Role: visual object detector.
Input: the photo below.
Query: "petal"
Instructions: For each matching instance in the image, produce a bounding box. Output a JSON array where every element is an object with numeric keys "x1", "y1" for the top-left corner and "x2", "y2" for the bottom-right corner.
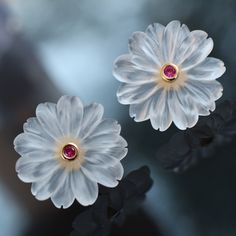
[
  {"x1": 196, "y1": 102, "x2": 215, "y2": 116},
  {"x1": 150, "y1": 90, "x2": 172, "y2": 131},
  {"x1": 145, "y1": 23, "x2": 165, "y2": 58},
  {"x1": 184, "y1": 80, "x2": 222, "y2": 115},
  {"x1": 103, "y1": 147, "x2": 128, "y2": 161},
  {"x1": 129, "y1": 87, "x2": 163, "y2": 122},
  {"x1": 88, "y1": 119, "x2": 121, "y2": 138},
  {"x1": 162, "y1": 20, "x2": 181, "y2": 62},
  {"x1": 174, "y1": 30, "x2": 208, "y2": 65},
  {"x1": 36, "y1": 102, "x2": 63, "y2": 141},
  {"x1": 81, "y1": 162, "x2": 123, "y2": 187},
  {"x1": 56, "y1": 96, "x2": 84, "y2": 137},
  {"x1": 129, "y1": 98, "x2": 152, "y2": 122},
  {"x1": 71, "y1": 170, "x2": 98, "y2": 206},
  {"x1": 31, "y1": 167, "x2": 66, "y2": 201},
  {"x1": 183, "y1": 83, "x2": 215, "y2": 116},
  {"x1": 128, "y1": 31, "x2": 161, "y2": 68},
  {"x1": 175, "y1": 24, "x2": 190, "y2": 49},
  {"x1": 85, "y1": 146, "x2": 127, "y2": 167},
  {"x1": 181, "y1": 38, "x2": 213, "y2": 70},
  {"x1": 16, "y1": 150, "x2": 53, "y2": 163},
  {"x1": 85, "y1": 151, "x2": 120, "y2": 167},
  {"x1": 31, "y1": 174, "x2": 53, "y2": 201},
  {"x1": 14, "y1": 132, "x2": 55, "y2": 157},
  {"x1": 16, "y1": 158, "x2": 59, "y2": 183},
  {"x1": 168, "y1": 88, "x2": 198, "y2": 130},
  {"x1": 113, "y1": 54, "x2": 156, "y2": 84},
  {"x1": 23, "y1": 117, "x2": 54, "y2": 142},
  {"x1": 82, "y1": 133, "x2": 127, "y2": 151},
  {"x1": 85, "y1": 131, "x2": 122, "y2": 145},
  {"x1": 186, "y1": 57, "x2": 226, "y2": 81},
  {"x1": 117, "y1": 82, "x2": 157, "y2": 105},
  {"x1": 79, "y1": 103, "x2": 104, "y2": 139},
  {"x1": 185, "y1": 79, "x2": 223, "y2": 105},
  {"x1": 51, "y1": 174, "x2": 75, "y2": 209}
]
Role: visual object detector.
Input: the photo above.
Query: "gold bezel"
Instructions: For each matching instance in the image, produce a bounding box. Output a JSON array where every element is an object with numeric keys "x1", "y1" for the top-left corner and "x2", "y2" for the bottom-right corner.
[
  {"x1": 61, "y1": 143, "x2": 79, "y2": 161},
  {"x1": 161, "y1": 63, "x2": 179, "y2": 82}
]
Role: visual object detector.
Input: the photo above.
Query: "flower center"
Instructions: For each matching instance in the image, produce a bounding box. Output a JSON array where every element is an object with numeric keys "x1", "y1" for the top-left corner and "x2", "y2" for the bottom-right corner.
[
  {"x1": 61, "y1": 143, "x2": 78, "y2": 161},
  {"x1": 161, "y1": 64, "x2": 179, "y2": 82}
]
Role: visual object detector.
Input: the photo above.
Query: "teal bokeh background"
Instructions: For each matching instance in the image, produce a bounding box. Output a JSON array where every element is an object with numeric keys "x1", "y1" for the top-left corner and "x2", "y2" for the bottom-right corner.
[{"x1": 0, "y1": 0, "x2": 235, "y2": 235}]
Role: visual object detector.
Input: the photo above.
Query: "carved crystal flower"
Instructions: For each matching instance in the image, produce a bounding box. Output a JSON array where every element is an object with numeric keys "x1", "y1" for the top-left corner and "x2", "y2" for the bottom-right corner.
[
  {"x1": 113, "y1": 20, "x2": 226, "y2": 131},
  {"x1": 14, "y1": 96, "x2": 127, "y2": 208}
]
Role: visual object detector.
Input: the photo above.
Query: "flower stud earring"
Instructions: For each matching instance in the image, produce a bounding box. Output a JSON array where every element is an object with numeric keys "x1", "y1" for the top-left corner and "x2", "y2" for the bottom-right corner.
[
  {"x1": 14, "y1": 96, "x2": 128, "y2": 208},
  {"x1": 113, "y1": 20, "x2": 226, "y2": 131}
]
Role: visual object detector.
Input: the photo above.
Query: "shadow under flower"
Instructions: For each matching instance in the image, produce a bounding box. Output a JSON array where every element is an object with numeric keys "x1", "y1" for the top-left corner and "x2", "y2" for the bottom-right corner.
[
  {"x1": 71, "y1": 166, "x2": 155, "y2": 236},
  {"x1": 156, "y1": 100, "x2": 236, "y2": 173}
]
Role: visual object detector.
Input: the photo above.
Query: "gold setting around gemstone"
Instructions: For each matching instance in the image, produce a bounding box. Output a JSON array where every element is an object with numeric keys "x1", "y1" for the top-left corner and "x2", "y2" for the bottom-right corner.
[
  {"x1": 61, "y1": 143, "x2": 79, "y2": 161},
  {"x1": 161, "y1": 63, "x2": 179, "y2": 82}
]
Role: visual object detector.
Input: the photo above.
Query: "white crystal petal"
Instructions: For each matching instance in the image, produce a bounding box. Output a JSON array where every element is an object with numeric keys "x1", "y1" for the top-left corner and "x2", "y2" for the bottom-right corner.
[
  {"x1": 150, "y1": 90, "x2": 172, "y2": 131},
  {"x1": 71, "y1": 170, "x2": 98, "y2": 206},
  {"x1": 168, "y1": 88, "x2": 198, "y2": 130},
  {"x1": 82, "y1": 132, "x2": 127, "y2": 152},
  {"x1": 129, "y1": 98, "x2": 152, "y2": 122},
  {"x1": 184, "y1": 80, "x2": 223, "y2": 115},
  {"x1": 179, "y1": 87, "x2": 215, "y2": 116},
  {"x1": 129, "y1": 31, "x2": 162, "y2": 67},
  {"x1": 81, "y1": 162, "x2": 123, "y2": 188},
  {"x1": 31, "y1": 175, "x2": 53, "y2": 201},
  {"x1": 35, "y1": 102, "x2": 63, "y2": 141},
  {"x1": 185, "y1": 79, "x2": 223, "y2": 105},
  {"x1": 186, "y1": 57, "x2": 226, "y2": 81},
  {"x1": 16, "y1": 158, "x2": 59, "y2": 183},
  {"x1": 23, "y1": 117, "x2": 54, "y2": 142},
  {"x1": 106, "y1": 146, "x2": 128, "y2": 160},
  {"x1": 79, "y1": 103, "x2": 104, "y2": 139},
  {"x1": 113, "y1": 54, "x2": 156, "y2": 84},
  {"x1": 14, "y1": 132, "x2": 55, "y2": 157},
  {"x1": 145, "y1": 22, "x2": 165, "y2": 43},
  {"x1": 196, "y1": 101, "x2": 215, "y2": 116},
  {"x1": 117, "y1": 82, "x2": 157, "y2": 105},
  {"x1": 88, "y1": 119, "x2": 121, "y2": 138},
  {"x1": 174, "y1": 30, "x2": 208, "y2": 65},
  {"x1": 56, "y1": 96, "x2": 84, "y2": 137},
  {"x1": 181, "y1": 38, "x2": 213, "y2": 70},
  {"x1": 85, "y1": 150, "x2": 123, "y2": 167},
  {"x1": 51, "y1": 173, "x2": 75, "y2": 209},
  {"x1": 31, "y1": 167, "x2": 66, "y2": 201},
  {"x1": 174, "y1": 24, "x2": 190, "y2": 49},
  {"x1": 162, "y1": 20, "x2": 181, "y2": 62},
  {"x1": 129, "y1": 86, "x2": 163, "y2": 122},
  {"x1": 145, "y1": 22, "x2": 165, "y2": 64}
]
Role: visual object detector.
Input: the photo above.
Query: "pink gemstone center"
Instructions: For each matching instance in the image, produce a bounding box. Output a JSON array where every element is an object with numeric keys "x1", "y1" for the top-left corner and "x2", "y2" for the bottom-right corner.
[
  {"x1": 163, "y1": 64, "x2": 177, "y2": 79},
  {"x1": 62, "y1": 144, "x2": 78, "y2": 160}
]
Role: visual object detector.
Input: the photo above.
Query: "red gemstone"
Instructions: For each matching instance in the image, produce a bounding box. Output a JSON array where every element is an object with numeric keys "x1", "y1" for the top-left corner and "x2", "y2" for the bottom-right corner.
[
  {"x1": 62, "y1": 144, "x2": 78, "y2": 160},
  {"x1": 163, "y1": 64, "x2": 177, "y2": 78}
]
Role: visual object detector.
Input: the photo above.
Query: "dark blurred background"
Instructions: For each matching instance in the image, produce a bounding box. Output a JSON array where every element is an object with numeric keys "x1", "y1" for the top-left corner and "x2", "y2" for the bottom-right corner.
[{"x1": 1, "y1": 0, "x2": 236, "y2": 235}]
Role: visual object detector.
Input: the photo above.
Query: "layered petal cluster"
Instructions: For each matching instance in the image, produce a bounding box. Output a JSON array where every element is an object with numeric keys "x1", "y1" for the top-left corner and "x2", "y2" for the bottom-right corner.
[
  {"x1": 14, "y1": 96, "x2": 127, "y2": 208},
  {"x1": 113, "y1": 20, "x2": 226, "y2": 131}
]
